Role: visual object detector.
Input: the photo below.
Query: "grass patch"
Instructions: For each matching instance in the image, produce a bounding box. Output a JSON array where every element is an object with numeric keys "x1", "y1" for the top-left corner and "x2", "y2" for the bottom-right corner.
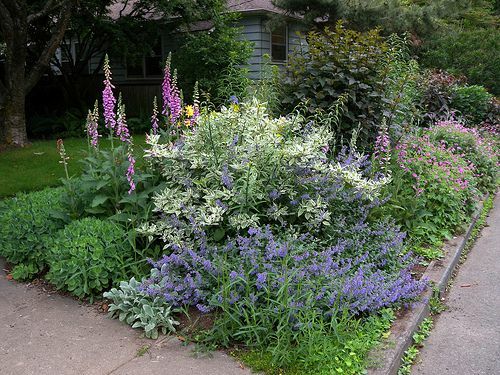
[
  {"x1": 231, "y1": 309, "x2": 395, "y2": 375},
  {"x1": 0, "y1": 135, "x2": 147, "y2": 198}
]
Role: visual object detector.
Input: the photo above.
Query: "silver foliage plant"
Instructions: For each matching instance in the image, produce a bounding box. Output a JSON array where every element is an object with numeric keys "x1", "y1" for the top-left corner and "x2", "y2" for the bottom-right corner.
[
  {"x1": 103, "y1": 277, "x2": 179, "y2": 339},
  {"x1": 140, "y1": 99, "x2": 391, "y2": 249}
]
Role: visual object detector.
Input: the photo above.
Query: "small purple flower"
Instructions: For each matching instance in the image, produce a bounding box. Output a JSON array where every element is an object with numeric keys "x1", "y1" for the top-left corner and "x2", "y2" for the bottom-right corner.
[
  {"x1": 256, "y1": 272, "x2": 267, "y2": 290},
  {"x1": 221, "y1": 164, "x2": 233, "y2": 189},
  {"x1": 229, "y1": 95, "x2": 239, "y2": 105},
  {"x1": 269, "y1": 190, "x2": 280, "y2": 200}
]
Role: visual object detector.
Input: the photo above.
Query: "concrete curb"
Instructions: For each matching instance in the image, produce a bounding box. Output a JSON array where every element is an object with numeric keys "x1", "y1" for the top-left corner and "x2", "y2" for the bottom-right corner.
[{"x1": 367, "y1": 193, "x2": 491, "y2": 375}]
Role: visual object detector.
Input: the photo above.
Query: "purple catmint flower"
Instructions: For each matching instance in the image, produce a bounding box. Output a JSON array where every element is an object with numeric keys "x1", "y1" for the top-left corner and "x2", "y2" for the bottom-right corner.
[
  {"x1": 126, "y1": 152, "x2": 136, "y2": 194},
  {"x1": 151, "y1": 96, "x2": 159, "y2": 135},
  {"x1": 269, "y1": 190, "x2": 280, "y2": 200},
  {"x1": 221, "y1": 164, "x2": 233, "y2": 190},
  {"x1": 256, "y1": 272, "x2": 267, "y2": 290},
  {"x1": 102, "y1": 54, "x2": 116, "y2": 132}
]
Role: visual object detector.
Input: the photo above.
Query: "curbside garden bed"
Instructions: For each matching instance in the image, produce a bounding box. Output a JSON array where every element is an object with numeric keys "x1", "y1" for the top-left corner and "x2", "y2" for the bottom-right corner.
[{"x1": 367, "y1": 192, "x2": 493, "y2": 375}]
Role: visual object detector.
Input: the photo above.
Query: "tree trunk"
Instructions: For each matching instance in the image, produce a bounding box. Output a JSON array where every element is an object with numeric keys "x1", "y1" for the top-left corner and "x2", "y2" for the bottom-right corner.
[{"x1": 2, "y1": 87, "x2": 28, "y2": 146}]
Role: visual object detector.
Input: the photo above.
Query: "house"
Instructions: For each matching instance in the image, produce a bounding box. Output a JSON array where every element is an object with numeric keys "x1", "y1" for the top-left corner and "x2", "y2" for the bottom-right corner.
[
  {"x1": 52, "y1": 0, "x2": 306, "y2": 115},
  {"x1": 101, "y1": 0, "x2": 305, "y2": 82}
]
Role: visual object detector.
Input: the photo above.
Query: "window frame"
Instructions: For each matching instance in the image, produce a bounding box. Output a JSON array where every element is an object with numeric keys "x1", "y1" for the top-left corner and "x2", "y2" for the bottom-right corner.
[
  {"x1": 126, "y1": 38, "x2": 164, "y2": 80},
  {"x1": 270, "y1": 24, "x2": 288, "y2": 64}
]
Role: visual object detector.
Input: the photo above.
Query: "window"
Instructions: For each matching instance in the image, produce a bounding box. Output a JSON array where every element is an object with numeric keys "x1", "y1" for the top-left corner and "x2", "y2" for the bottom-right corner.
[
  {"x1": 53, "y1": 40, "x2": 90, "y2": 75},
  {"x1": 126, "y1": 41, "x2": 163, "y2": 79},
  {"x1": 271, "y1": 25, "x2": 287, "y2": 63}
]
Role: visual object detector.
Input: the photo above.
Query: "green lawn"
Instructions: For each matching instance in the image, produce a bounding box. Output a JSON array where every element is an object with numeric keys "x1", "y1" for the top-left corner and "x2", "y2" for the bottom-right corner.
[{"x1": 0, "y1": 135, "x2": 147, "y2": 198}]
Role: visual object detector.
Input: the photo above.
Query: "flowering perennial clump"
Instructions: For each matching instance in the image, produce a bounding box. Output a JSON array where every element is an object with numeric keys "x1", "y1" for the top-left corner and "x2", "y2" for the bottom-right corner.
[
  {"x1": 138, "y1": 100, "x2": 427, "y2": 347},
  {"x1": 141, "y1": 100, "x2": 391, "y2": 249},
  {"x1": 428, "y1": 120, "x2": 498, "y2": 192},
  {"x1": 139, "y1": 224, "x2": 426, "y2": 328}
]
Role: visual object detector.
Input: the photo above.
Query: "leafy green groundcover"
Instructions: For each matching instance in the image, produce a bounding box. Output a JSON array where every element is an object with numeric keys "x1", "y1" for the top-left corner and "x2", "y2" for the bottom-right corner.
[
  {"x1": 233, "y1": 309, "x2": 395, "y2": 375},
  {"x1": 0, "y1": 187, "x2": 65, "y2": 280}
]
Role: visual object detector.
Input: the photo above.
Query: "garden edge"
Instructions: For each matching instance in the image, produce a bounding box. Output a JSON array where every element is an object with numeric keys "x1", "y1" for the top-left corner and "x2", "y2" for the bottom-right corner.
[{"x1": 367, "y1": 192, "x2": 493, "y2": 375}]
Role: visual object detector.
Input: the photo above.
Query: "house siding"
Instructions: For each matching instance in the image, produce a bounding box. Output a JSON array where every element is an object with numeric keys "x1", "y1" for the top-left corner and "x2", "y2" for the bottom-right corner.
[
  {"x1": 237, "y1": 15, "x2": 265, "y2": 80},
  {"x1": 96, "y1": 13, "x2": 307, "y2": 115}
]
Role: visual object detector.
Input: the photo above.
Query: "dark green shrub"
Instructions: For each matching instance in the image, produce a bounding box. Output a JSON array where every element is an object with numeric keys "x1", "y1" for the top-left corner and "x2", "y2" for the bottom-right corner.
[
  {"x1": 172, "y1": 13, "x2": 253, "y2": 106},
  {"x1": 420, "y1": 70, "x2": 465, "y2": 119},
  {"x1": 421, "y1": 25, "x2": 500, "y2": 96},
  {"x1": 45, "y1": 218, "x2": 133, "y2": 299},
  {"x1": 282, "y1": 21, "x2": 389, "y2": 149},
  {"x1": 450, "y1": 85, "x2": 493, "y2": 125},
  {"x1": 0, "y1": 187, "x2": 65, "y2": 279}
]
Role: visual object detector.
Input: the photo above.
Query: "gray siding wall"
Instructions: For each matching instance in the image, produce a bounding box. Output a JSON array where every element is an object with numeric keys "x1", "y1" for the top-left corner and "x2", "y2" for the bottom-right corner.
[
  {"x1": 106, "y1": 15, "x2": 307, "y2": 83},
  {"x1": 237, "y1": 15, "x2": 264, "y2": 80}
]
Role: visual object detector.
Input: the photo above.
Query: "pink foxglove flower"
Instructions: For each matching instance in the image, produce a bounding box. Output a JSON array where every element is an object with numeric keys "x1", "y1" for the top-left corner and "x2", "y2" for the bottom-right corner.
[
  {"x1": 116, "y1": 95, "x2": 131, "y2": 143},
  {"x1": 161, "y1": 54, "x2": 172, "y2": 117},
  {"x1": 374, "y1": 122, "x2": 391, "y2": 169},
  {"x1": 102, "y1": 54, "x2": 116, "y2": 132},
  {"x1": 161, "y1": 53, "x2": 182, "y2": 125},
  {"x1": 169, "y1": 69, "x2": 182, "y2": 125},
  {"x1": 192, "y1": 81, "x2": 200, "y2": 124},
  {"x1": 126, "y1": 152, "x2": 136, "y2": 194},
  {"x1": 86, "y1": 101, "x2": 101, "y2": 148},
  {"x1": 151, "y1": 96, "x2": 159, "y2": 135}
]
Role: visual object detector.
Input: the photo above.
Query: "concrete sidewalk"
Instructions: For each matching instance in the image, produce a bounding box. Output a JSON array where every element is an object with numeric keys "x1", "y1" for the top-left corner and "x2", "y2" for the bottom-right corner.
[
  {"x1": 413, "y1": 194, "x2": 500, "y2": 375},
  {"x1": 0, "y1": 259, "x2": 251, "y2": 375}
]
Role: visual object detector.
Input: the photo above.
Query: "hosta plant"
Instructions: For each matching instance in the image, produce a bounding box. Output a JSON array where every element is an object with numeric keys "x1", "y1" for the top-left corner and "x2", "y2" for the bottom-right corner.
[{"x1": 104, "y1": 277, "x2": 179, "y2": 339}]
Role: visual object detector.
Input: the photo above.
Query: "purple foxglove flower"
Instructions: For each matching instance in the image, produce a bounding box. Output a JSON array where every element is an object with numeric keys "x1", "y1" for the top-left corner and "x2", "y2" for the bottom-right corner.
[
  {"x1": 86, "y1": 101, "x2": 101, "y2": 148},
  {"x1": 162, "y1": 55, "x2": 172, "y2": 117},
  {"x1": 126, "y1": 152, "x2": 136, "y2": 194},
  {"x1": 116, "y1": 97, "x2": 131, "y2": 143},
  {"x1": 102, "y1": 54, "x2": 116, "y2": 132},
  {"x1": 151, "y1": 96, "x2": 159, "y2": 135}
]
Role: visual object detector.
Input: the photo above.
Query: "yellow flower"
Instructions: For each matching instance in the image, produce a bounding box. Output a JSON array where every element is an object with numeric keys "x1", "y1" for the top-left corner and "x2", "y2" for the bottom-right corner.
[{"x1": 185, "y1": 105, "x2": 195, "y2": 118}]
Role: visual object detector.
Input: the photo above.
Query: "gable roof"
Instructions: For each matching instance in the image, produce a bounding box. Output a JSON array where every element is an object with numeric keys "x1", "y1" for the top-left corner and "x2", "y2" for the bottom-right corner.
[
  {"x1": 228, "y1": 0, "x2": 283, "y2": 15},
  {"x1": 109, "y1": 1, "x2": 295, "y2": 20}
]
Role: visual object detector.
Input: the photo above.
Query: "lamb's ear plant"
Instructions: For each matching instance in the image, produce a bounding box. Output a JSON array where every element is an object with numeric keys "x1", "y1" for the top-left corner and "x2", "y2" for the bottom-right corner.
[{"x1": 104, "y1": 277, "x2": 179, "y2": 339}]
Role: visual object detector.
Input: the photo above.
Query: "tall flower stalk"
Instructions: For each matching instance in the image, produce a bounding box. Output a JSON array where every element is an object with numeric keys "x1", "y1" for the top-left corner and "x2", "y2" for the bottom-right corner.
[
  {"x1": 161, "y1": 53, "x2": 182, "y2": 126},
  {"x1": 102, "y1": 54, "x2": 117, "y2": 141},
  {"x1": 151, "y1": 96, "x2": 159, "y2": 135},
  {"x1": 116, "y1": 94, "x2": 131, "y2": 143},
  {"x1": 126, "y1": 151, "x2": 136, "y2": 194},
  {"x1": 56, "y1": 139, "x2": 70, "y2": 179},
  {"x1": 86, "y1": 101, "x2": 101, "y2": 150},
  {"x1": 373, "y1": 120, "x2": 391, "y2": 172}
]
